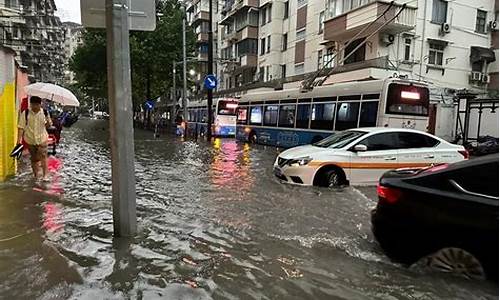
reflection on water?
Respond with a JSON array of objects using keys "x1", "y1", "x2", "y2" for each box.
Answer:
[{"x1": 0, "y1": 119, "x2": 497, "y2": 299}]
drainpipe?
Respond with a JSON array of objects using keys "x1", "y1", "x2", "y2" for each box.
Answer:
[{"x1": 418, "y1": 0, "x2": 427, "y2": 80}]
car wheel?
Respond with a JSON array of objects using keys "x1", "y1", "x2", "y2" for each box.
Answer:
[
  {"x1": 322, "y1": 169, "x2": 343, "y2": 188},
  {"x1": 420, "y1": 247, "x2": 485, "y2": 280}
]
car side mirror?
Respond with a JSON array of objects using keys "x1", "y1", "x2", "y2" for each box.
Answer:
[{"x1": 353, "y1": 144, "x2": 368, "y2": 152}]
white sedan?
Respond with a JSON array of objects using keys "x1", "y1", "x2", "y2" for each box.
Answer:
[{"x1": 273, "y1": 127, "x2": 468, "y2": 187}]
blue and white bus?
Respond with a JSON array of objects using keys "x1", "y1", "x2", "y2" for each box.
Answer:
[
  {"x1": 186, "y1": 98, "x2": 239, "y2": 137},
  {"x1": 235, "y1": 77, "x2": 430, "y2": 147}
]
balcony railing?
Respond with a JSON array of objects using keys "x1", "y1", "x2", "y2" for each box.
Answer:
[{"x1": 324, "y1": 1, "x2": 416, "y2": 42}]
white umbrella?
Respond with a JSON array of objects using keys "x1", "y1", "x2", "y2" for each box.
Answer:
[{"x1": 25, "y1": 82, "x2": 80, "y2": 107}]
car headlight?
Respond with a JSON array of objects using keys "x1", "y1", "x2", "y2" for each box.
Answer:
[{"x1": 289, "y1": 157, "x2": 313, "y2": 166}]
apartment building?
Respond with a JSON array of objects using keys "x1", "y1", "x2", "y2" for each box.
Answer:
[
  {"x1": 62, "y1": 21, "x2": 83, "y2": 84},
  {"x1": 185, "y1": 0, "x2": 498, "y2": 101},
  {"x1": 0, "y1": 0, "x2": 65, "y2": 83}
]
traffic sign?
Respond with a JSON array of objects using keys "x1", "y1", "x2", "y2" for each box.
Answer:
[
  {"x1": 144, "y1": 100, "x2": 155, "y2": 110},
  {"x1": 204, "y1": 74, "x2": 217, "y2": 90},
  {"x1": 81, "y1": 0, "x2": 156, "y2": 31}
]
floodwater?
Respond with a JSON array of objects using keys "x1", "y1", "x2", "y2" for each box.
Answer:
[{"x1": 0, "y1": 119, "x2": 497, "y2": 299}]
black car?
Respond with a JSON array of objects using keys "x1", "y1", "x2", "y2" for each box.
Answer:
[{"x1": 371, "y1": 154, "x2": 498, "y2": 280}]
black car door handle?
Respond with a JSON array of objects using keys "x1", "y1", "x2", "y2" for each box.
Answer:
[{"x1": 384, "y1": 157, "x2": 396, "y2": 161}]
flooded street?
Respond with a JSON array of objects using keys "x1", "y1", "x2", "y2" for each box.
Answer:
[{"x1": 0, "y1": 119, "x2": 497, "y2": 299}]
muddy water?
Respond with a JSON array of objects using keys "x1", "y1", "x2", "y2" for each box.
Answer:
[{"x1": 0, "y1": 119, "x2": 497, "y2": 299}]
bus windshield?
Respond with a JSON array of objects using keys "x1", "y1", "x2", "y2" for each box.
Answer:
[
  {"x1": 218, "y1": 100, "x2": 238, "y2": 115},
  {"x1": 313, "y1": 130, "x2": 366, "y2": 148}
]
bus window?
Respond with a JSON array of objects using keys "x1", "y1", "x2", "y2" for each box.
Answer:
[
  {"x1": 311, "y1": 103, "x2": 335, "y2": 130},
  {"x1": 359, "y1": 101, "x2": 378, "y2": 127},
  {"x1": 264, "y1": 105, "x2": 279, "y2": 126},
  {"x1": 237, "y1": 107, "x2": 248, "y2": 124},
  {"x1": 218, "y1": 100, "x2": 238, "y2": 115},
  {"x1": 386, "y1": 84, "x2": 429, "y2": 116},
  {"x1": 250, "y1": 106, "x2": 262, "y2": 125},
  {"x1": 296, "y1": 104, "x2": 310, "y2": 129},
  {"x1": 335, "y1": 102, "x2": 360, "y2": 131},
  {"x1": 278, "y1": 105, "x2": 296, "y2": 128}
]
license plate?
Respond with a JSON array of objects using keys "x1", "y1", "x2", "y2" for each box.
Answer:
[{"x1": 274, "y1": 167, "x2": 283, "y2": 177}]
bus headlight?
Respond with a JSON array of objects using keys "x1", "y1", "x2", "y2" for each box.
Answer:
[{"x1": 289, "y1": 157, "x2": 313, "y2": 166}]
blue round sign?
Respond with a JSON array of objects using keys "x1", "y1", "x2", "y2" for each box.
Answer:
[{"x1": 204, "y1": 74, "x2": 217, "y2": 90}]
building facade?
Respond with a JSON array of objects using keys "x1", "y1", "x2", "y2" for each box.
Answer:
[
  {"x1": 62, "y1": 21, "x2": 83, "y2": 84},
  {"x1": 185, "y1": 0, "x2": 498, "y2": 96},
  {"x1": 0, "y1": 0, "x2": 66, "y2": 83}
]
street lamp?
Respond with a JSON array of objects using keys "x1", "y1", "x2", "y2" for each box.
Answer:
[{"x1": 189, "y1": 69, "x2": 196, "y2": 76}]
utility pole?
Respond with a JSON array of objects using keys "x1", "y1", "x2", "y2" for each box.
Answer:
[
  {"x1": 172, "y1": 60, "x2": 176, "y2": 113},
  {"x1": 182, "y1": 6, "x2": 188, "y2": 123},
  {"x1": 206, "y1": 0, "x2": 214, "y2": 140},
  {"x1": 105, "y1": 0, "x2": 137, "y2": 237}
]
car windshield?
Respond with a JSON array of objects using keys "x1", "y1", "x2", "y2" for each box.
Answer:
[{"x1": 313, "y1": 130, "x2": 366, "y2": 148}]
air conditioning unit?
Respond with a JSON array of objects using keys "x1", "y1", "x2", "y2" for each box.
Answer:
[
  {"x1": 470, "y1": 71, "x2": 482, "y2": 81},
  {"x1": 481, "y1": 74, "x2": 490, "y2": 83},
  {"x1": 440, "y1": 23, "x2": 451, "y2": 34},
  {"x1": 489, "y1": 20, "x2": 498, "y2": 31},
  {"x1": 381, "y1": 34, "x2": 395, "y2": 46}
]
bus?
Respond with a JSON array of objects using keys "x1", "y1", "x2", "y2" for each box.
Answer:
[
  {"x1": 186, "y1": 98, "x2": 239, "y2": 137},
  {"x1": 235, "y1": 77, "x2": 430, "y2": 147}
]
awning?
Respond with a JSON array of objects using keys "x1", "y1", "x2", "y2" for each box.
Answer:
[{"x1": 470, "y1": 46, "x2": 496, "y2": 63}]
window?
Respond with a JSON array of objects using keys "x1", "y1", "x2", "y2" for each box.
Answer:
[
  {"x1": 428, "y1": 42, "x2": 444, "y2": 66},
  {"x1": 267, "y1": 5, "x2": 272, "y2": 23},
  {"x1": 476, "y1": 9, "x2": 487, "y2": 33},
  {"x1": 335, "y1": 102, "x2": 360, "y2": 130},
  {"x1": 282, "y1": 33, "x2": 288, "y2": 51},
  {"x1": 259, "y1": 66, "x2": 265, "y2": 80},
  {"x1": 296, "y1": 104, "x2": 310, "y2": 128},
  {"x1": 397, "y1": 132, "x2": 439, "y2": 149},
  {"x1": 472, "y1": 60, "x2": 484, "y2": 72},
  {"x1": 386, "y1": 83, "x2": 430, "y2": 116},
  {"x1": 314, "y1": 130, "x2": 366, "y2": 148},
  {"x1": 317, "y1": 50, "x2": 323, "y2": 69},
  {"x1": 261, "y1": 8, "x2": 267, "y2": 25},
  {"x1": 404, "y1": 38, "x2": 412, "y2": 61},
  {"x1": 359, "y1": 133, "x2": 400, "y2": 151},
  {"x1": 344, "y1": 38, "x2": 365, "y2": 64},
  {"x1": 279, "y1": 105, "x2": 296, "y2": 127},
  {"x1": 260, "y1": 38, "x2": 266, "y2": 55},
  {"x1": 218, "y1": 100, "x2": 238, "y2": 115},
  {"x1": 265, "y1": 65, "x2": 271, "y2": 81},
  {"x1": 359, "y1": 101, "x2": 378, "y2": 127},
  {"x1": 311, "y1": 103, "x2": 335, "y2": 130},
  {"x1": 281, "y1": 64, "x2": 287, "y2": 78},
  {"x1": 267, "y1": 35, "x2": 271, "y2": 53},
  {"x1": 284, "y1": 1, "x2": 289, "y2": 19},
  {"x1": 264, "y1": 105, "x2": 279, "y2": 126},
  {"x1": 432, "y1": 0, "x2": 447, "y2": 24},
  {"x1": 324, "y1": 46, "x2": 335, "y2": 68},
  {"x1": 237, "y1": 107, "x2": 248, "y2": 124},
  {"x1": 296, "y1": 29, "x2": 306, "y2": 41},
  {"x1": 327, "y1": 0, "x2": 343, "y2": 18},
  {"x1": 250, "y1": 106, "x2": 263, "y2": 124},
  {"x1": 319, "y1": 11, "x2": 325, "y2": 33}
]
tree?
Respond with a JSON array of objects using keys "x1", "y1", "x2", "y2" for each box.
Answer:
[{"x1": 69, "y1": 0, "x2": 195, "y2": 112}]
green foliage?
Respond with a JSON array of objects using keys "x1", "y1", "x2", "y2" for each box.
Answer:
[{"x1": 69, "y1": 0, "x2": 195, "y2": 111}]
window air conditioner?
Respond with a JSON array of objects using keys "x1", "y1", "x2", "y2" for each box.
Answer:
[
  {"x1": 381, "y1": 34, "x2": 395, "y2": 46},
  {"x1": 440, "y1": 23, "x2": 451, "y2": 34},
  {"x1": 481, "y1": 74, "x2": 490, "y2": 83},
  {"x1": 489, "y1": 20, "x2": 498, "y2": 31}
]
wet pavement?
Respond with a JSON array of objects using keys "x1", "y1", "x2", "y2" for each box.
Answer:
[{"x1": 0, "y1": 119, "x2": 497, "y2": 299}]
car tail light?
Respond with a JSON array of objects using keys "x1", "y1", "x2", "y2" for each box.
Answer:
[
  {"x1": 458, "y1": 149, "x2": 469, "y2": 159},
  {"x1": 377, "y1": 184, "x2": 402, "y2": 204}
]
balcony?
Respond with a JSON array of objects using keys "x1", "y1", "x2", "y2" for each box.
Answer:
[
  {"x1": 238, "y1": 54, "x2": 257, "y2": 68},
  {"x1": 196, "y1": 32, "x2": 209, "y2": 44},
  {"x1": 220, "y1": 0, "x2": 258, "y2": 24},
  {"x1": 323, "y1": 1, "x2": 416, "y2": 42},
  {"x1": 191, "y1": 10, "x2": 210, "y2": 25}
]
